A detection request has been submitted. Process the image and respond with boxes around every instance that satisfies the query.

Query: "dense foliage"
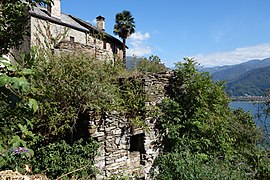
[1,2,270,177]
[130,55,168,73]
[0,0,52,55]
[32,139,98,179]
[31,52,124,143]
[1,53,270,179]
[0,55,38,168]
[153,58,270,179]
[0,50,149,177]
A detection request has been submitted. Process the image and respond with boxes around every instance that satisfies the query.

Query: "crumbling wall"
[89,71,172,179]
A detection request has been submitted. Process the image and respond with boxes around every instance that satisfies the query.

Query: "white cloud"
[91,19,96,25]
[129,32,150,41]
[85,19,96,26]
[127,32,152,56]
[127,46,152,57]
[193,43,270,67]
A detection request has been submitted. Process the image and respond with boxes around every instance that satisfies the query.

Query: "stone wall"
[57,41,113,61]
[30,17,121,62]
[89,71,173,179]
[30,17,87,48]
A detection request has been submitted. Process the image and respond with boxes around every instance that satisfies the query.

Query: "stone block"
[105,127,115,132]
[105,159,115,165]
[92,132,105,137]
[97,136,105,141]
[115,156,128,163]
[118,144,126,150]
[105,147,114,153]
[112,129,122,135]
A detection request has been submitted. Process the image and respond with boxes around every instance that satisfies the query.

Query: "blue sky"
[62,0,270,67]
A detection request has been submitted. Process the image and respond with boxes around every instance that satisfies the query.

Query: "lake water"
[230,101,270,142]
[230,101,261,120]
[230,101,259,114]
[230,101,269,125]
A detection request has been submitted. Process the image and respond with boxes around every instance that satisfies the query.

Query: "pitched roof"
[29,6,123,46]
[68,15,123,46]
[30,7,89,32]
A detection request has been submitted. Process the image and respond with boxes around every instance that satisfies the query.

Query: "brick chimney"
[96,16,105,31]
[48,0,61,19]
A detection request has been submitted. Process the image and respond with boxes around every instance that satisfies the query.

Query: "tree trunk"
[122,38,126,68]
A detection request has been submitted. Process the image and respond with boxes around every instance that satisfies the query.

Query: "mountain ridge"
[226,65,270,96]
[201,57,270,96]
[202,57,270,82]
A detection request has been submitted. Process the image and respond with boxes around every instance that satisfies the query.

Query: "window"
[103,41,107,49]
[70,36,75,43]
[112,44,117,54]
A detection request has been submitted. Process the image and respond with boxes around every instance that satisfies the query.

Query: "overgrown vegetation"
[32,139,98,179]
[152,58,270,179]
[31,52,124,143]
[0,0,52,55]
[0,49,153,177]
[1,53,270,179]
[1,2,270,178]
[0,54,38,168]
[130,55,168,73]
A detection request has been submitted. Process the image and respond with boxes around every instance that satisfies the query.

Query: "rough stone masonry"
[88,71,173,179]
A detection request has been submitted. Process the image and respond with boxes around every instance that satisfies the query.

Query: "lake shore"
[231,96,270,102]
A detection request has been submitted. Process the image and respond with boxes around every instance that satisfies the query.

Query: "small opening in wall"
[112,43,116,54]
[103,41,107,49]
[70,36,75,43]
[129,133,146,165]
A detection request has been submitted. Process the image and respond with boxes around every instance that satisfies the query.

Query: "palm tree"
[113,10,135,68]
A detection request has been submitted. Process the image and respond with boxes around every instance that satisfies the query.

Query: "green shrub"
[28,52,149,143]
[153,151,250,180]
[153,58,270,179]
[30,52,125,142]
[32,139,98,179]
[119,78,147,128]
[0,55,39,170]
[157,58,234,155]
[131,55,168,73]
[0,147,33,174]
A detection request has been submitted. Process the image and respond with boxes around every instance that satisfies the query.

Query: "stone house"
[20,0,124,61]
[16,1,172,179]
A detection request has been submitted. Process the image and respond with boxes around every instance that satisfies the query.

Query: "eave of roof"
[29,7,89,33]
[69,15,124,46]
[29,6,125,48]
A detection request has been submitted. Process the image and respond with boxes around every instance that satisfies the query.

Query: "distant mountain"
[226,65,270,96]
[202,57,270,82]
[200,57,270,96]
[201,65,233,74]
[126,56,136,69]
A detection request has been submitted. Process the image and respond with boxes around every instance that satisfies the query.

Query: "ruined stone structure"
[20,0,124,61]
[87,71,173,179]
